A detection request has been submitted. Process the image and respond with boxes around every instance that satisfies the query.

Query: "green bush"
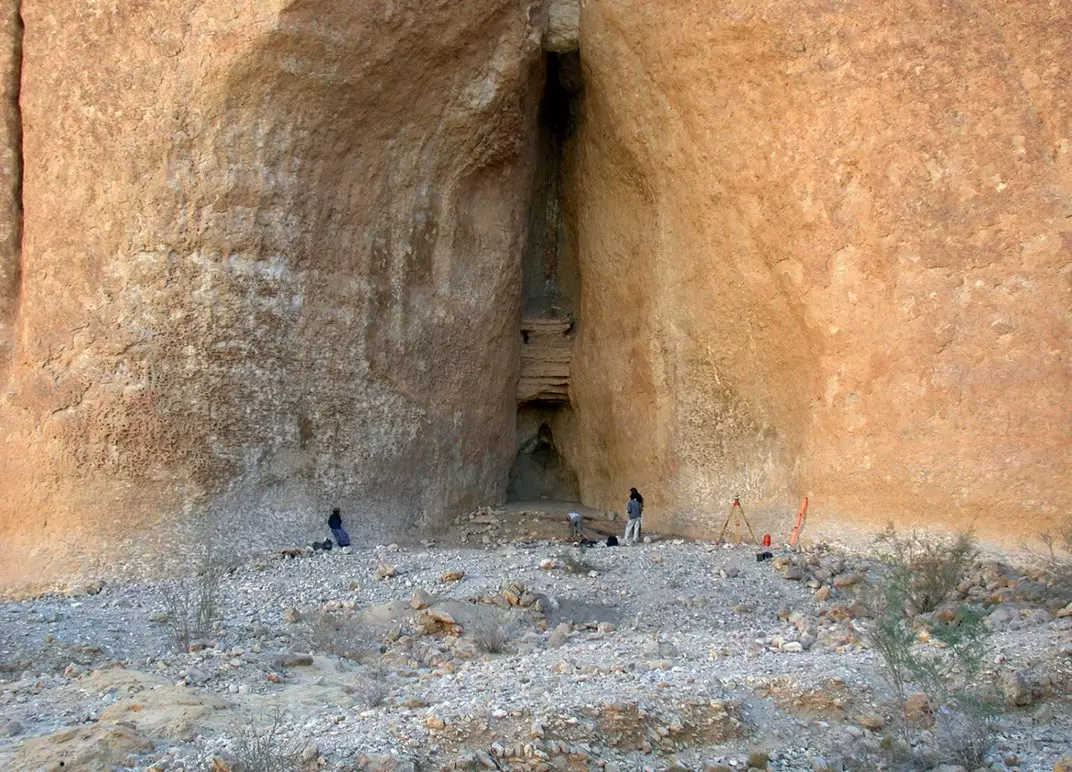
[875,524,978,614]
[865,531,999,769]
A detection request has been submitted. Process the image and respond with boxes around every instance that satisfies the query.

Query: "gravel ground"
[1,510,1070,772]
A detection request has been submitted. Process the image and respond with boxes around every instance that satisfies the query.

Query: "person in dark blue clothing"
[328,507,351,547]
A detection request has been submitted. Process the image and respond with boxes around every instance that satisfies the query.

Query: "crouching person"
[328,507,351,547]
[568,511,584,540]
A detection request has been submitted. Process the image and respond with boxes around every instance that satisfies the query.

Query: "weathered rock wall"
[1,0,1069,590]
[0,0,19,372]
[561,0,1071,539]
[0,0,545,588]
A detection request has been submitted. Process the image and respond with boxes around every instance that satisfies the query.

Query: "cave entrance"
[507,406,579,501]
[507,47,583,503]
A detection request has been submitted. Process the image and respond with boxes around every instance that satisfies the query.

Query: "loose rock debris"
[1,520,1070,771]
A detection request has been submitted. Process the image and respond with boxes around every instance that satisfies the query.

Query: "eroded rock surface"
[0,0,1070,591]
[0,0,545,587]
[559,0,1072,536]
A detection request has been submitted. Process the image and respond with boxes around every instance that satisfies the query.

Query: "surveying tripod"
[716,495,758,545]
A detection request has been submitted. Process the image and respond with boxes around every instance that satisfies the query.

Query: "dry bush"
[1029,516,1072,598]
[875,524,978,614]
[306,610,378,662]
[352,674,389,707]
[161,547,226,652]
[557,550,597,575]
[227,711,302,772]
[467,609,518,654]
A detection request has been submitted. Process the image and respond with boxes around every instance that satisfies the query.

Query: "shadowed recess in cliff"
[0,1,22,371]
[509,46,583,503]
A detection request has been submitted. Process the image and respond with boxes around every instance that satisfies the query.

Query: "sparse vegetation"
[227,710,302,772]
[865,527,998,769]
[558,550,597,575]
[875,524,978,614]
[351,673,390,707]
[468,609,517,654]
[161,546,226,652]
[1029,516,1072,598]
[306,610,377,662]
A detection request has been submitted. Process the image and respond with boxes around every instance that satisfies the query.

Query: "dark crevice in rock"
[507,407,579,502]
[0,1,22,370]
[510,47,584,502]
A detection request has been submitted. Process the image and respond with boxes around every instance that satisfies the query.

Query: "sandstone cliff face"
[0,0,545,586]
[1,0,1069,590]
[562,0,1071,536]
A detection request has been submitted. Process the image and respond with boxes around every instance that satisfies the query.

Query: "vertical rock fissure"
[0,0,22,370]
[509,47,583,503]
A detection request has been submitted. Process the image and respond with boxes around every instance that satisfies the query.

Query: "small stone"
[149,610,169,623]
[539,558,557,570]
[747,750,770,769]
[857,713,884,731]
[441,570,465,582]
[833,573,861,589]
[283,607,301,624]
[784,563,804,581]
[1053,754,1072,772]
[1001,669,1033,707]
[275,652,314,668]
[814,585,832,601]
[376,564,397,580]
[424,608,457,626]
[301,744,320,763]
[547,623,571,649]
[411,589,433,610]
[425,715,446,730]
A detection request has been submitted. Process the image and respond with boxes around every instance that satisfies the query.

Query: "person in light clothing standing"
[624,487,644,545]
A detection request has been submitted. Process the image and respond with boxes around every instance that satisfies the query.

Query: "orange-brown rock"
[1,0,1070,591]
[0,0,546,589]
[558,0,1071,538]
[0,0,19,371]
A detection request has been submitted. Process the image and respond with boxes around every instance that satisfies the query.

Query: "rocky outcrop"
[559,0,1071,536]
[1,0,1070,590]
[0,0,546,588]
[518,317,573,404]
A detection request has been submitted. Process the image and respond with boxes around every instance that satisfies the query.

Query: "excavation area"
[0,513,1069,771]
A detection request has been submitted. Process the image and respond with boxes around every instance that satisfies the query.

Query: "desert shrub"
[352,672,390,707]
[161,547,226,652]
[227,711,302,772]
[1029,516,1072,599]
[468,609,517,654]
[557,550,597,575]
[306,610,377,662]
[875,524,978,614]
[865,554,999,768]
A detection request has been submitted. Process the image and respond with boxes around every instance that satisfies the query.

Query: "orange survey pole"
[789,497,809,546]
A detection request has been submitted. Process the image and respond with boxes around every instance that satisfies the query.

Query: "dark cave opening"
[508,49,584,503]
